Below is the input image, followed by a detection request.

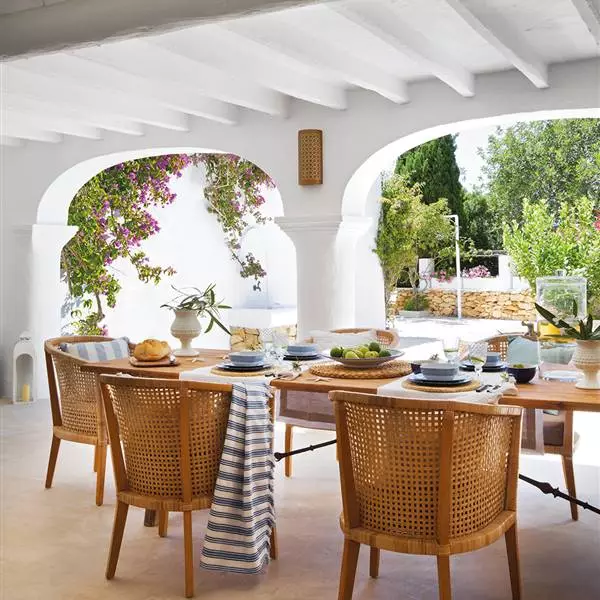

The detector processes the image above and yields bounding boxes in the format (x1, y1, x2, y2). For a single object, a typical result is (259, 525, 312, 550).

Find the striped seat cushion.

(61, 337, 129, 362)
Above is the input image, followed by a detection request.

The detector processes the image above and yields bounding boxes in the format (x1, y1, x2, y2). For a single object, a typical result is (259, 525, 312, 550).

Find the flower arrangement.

(462, 265, 492, 279)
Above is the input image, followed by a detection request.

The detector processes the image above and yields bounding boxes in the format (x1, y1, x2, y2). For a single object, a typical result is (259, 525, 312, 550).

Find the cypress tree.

(395, 134, 464, 221)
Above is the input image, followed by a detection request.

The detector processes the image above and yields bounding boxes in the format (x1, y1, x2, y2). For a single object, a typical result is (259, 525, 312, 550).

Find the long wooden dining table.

(81, 350, 599, 524)
(80, 348, 600, 413)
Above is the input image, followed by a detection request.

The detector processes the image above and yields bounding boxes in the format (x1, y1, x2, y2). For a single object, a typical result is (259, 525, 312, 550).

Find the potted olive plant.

(535, 302, 600, 389)
(161, 284, 230, 356)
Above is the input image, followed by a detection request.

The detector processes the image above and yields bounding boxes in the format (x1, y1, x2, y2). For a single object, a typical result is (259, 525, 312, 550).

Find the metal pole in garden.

(447, 215, 462, 319)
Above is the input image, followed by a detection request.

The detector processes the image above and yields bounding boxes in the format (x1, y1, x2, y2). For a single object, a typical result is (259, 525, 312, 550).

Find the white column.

(31, 223, 78, 396)
(337, 216, 385, 328)
(276, 215, 343, 341)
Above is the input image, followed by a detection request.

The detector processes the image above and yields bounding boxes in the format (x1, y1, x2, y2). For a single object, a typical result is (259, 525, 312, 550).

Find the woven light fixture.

(298, 129, 323, 185)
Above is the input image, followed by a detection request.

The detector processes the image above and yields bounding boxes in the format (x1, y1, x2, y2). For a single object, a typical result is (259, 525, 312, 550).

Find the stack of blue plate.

(284, 344, 320, 361)
(408, 362, 472, 387)
(219, 351, 271, 372)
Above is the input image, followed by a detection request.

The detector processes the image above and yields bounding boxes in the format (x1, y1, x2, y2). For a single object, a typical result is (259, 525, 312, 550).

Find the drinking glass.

(443, 337, 460, 364)
(468, 342, 488, 379)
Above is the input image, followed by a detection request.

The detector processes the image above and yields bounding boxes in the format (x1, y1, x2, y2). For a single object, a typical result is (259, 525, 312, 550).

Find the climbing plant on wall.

(62, 155, 190, 335)
(197, 153, 274, 291)
(62, 153, 274, 335)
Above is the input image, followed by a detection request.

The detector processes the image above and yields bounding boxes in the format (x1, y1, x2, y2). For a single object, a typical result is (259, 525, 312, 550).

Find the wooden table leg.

(144, 509, 157, 527)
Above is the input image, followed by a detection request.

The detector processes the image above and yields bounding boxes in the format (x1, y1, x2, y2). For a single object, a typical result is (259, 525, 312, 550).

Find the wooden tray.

(309, 361, 411, 380)
(129, 356, 180, 368)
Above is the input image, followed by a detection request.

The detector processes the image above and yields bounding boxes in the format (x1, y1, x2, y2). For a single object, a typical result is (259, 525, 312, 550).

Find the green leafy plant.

(374, 174, 454, 312)
(403, 294, 429, 311)
(503, 197, 600, 313)
(161, 283, 231, 335)
(198, 154, 274, 291)
(535, 302, 600, 341)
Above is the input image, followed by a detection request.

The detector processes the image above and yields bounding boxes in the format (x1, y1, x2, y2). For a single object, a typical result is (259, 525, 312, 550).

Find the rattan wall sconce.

(298, 129, 323, 185)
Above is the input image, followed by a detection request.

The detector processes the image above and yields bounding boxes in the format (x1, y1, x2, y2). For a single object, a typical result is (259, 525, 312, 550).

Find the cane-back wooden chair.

(44, 336, 134, 506)
(100, 375, 277, 598)
(485, 334, 579, 520)
(332, 391, 523, 600)
(283, 328, 400, 478)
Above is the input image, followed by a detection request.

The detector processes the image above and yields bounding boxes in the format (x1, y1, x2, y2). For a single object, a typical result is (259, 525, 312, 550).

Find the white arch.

(37, 146, 280, 225)
(343, 109, 600, 216)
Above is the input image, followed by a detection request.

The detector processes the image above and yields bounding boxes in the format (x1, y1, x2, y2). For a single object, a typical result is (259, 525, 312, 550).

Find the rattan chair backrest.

(331, 392, 522, 544)
(100, 375, 232, 501)
(482, 333, 538, 362)
(44, 336, 126, 437)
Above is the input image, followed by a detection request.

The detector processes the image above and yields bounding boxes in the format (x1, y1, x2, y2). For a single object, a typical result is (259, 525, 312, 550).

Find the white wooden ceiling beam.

(226, 16, 408, 103)
(570, 0, 600, 42)
(1, 93, 145, 136)
(444, 0, 549, 88)
(154, 26, 348, 109)
(0, 117, 62, 143)
(75, 40, 288, 116)
(0, 135, 24, 147)
(328, 4, 474, 97)
(0, 0, 341, 60)
(2, 65, 190, 131)
(21, 53, 239, 125)
(4, 108, 102, 140)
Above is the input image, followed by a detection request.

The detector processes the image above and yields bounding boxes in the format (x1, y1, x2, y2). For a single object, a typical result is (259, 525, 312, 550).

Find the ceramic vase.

(170, 309, 201, 357)
(573, 340, 600, 389)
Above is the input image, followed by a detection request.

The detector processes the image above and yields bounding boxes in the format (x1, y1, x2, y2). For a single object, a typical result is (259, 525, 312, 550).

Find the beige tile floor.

(1, 399, 599, 600)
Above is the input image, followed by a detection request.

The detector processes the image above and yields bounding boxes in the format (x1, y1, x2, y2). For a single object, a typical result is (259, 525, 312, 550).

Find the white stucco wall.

(1, 57, 598, 395)
(72, 163, 293, 351)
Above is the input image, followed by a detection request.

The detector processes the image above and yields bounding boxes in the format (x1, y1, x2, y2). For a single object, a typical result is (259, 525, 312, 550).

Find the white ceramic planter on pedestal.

(573, 340, 600, 389)
(170, 309, 201, 357)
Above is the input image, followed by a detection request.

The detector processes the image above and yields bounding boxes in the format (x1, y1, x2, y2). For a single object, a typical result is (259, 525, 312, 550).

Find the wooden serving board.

(129, 356, 180, 368)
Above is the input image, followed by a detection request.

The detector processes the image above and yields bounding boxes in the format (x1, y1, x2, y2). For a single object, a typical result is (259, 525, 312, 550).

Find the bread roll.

(133, 339, 171, 362)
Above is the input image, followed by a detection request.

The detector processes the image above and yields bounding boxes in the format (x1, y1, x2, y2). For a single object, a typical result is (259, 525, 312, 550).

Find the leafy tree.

(480, 119, 600, 223)
(395, 135, 464, 220)
(375, 174, 454, 312)
(503, 197, 600, 314)
(461, 189, 502, 249)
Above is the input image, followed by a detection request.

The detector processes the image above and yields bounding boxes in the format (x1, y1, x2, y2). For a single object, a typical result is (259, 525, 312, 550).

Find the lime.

(344, 350, 359, 359)
(330, 347, 343, 358)
(368, 342, 381, 352)
(358, 345, 370, 354)
(379, 349, 391, 357)
(354, 350, 365, 358)
(365, 351, 379, 358)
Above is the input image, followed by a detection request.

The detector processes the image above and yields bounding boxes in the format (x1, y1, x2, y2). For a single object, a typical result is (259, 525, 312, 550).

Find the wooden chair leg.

(44, 435, 61, 489)
(95, 444, 107, 507)
(561, 455, 578, 521)
(106, 500, 129, 580)
(338, 539, 360, 600)
(436, 555, 452, 600)
(183, 511, 194, 598)
(505, 523, 522, 600)
(158, 510, 169, 538)
(369, 547, 380, 578)
(93, 445, 98, 472)
(269, 524, 278, 560)
(284, 424, 293, 478)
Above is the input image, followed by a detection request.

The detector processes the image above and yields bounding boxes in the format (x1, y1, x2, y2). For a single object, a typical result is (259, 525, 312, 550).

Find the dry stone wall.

(230, 325, 298, 351)
(393, 289, 536, 321)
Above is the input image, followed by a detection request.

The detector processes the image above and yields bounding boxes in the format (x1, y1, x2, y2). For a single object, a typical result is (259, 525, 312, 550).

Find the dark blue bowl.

(411, 362, 422, 374)
(507, 364, 537, 384)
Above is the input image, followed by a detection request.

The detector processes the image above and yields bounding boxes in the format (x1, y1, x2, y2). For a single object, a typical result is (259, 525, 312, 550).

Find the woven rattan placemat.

(401, 378, 481, 393)
(309, 361, 411, 380)
(210, 366, 272, 378)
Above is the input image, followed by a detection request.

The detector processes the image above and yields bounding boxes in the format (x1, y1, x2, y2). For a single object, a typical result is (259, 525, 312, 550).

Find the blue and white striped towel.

(201, 382, 275, 573)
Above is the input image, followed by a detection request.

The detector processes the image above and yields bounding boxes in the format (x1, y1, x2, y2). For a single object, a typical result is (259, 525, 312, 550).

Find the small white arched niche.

(13, 332, 35, 404)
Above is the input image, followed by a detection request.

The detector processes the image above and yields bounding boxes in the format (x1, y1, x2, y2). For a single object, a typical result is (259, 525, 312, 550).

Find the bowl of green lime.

(324, 342, 404, 369)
